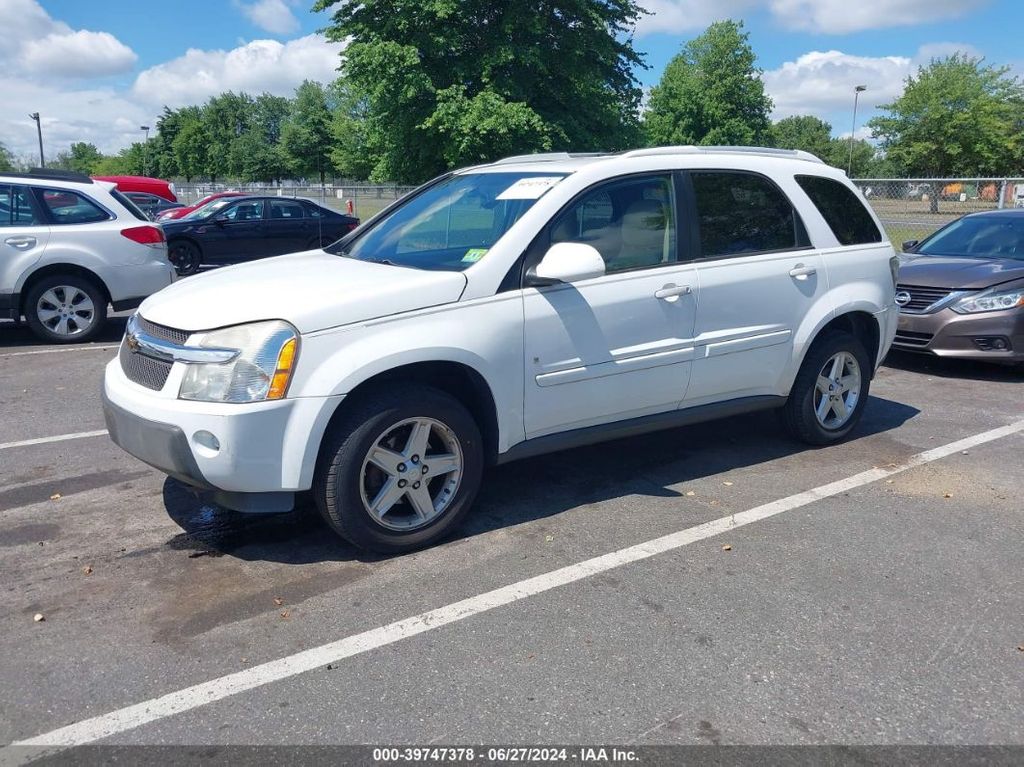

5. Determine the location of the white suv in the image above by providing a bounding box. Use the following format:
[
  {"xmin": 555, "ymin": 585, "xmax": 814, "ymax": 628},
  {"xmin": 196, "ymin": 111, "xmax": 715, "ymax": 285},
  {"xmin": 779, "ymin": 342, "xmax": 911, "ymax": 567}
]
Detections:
[
  {"xmin": 1, "ymin": 170, "xmax": 176, "ymax": 343},
  {"xmin": 103, "ymin": 147, "xmax": 897, "ymax": 552}
]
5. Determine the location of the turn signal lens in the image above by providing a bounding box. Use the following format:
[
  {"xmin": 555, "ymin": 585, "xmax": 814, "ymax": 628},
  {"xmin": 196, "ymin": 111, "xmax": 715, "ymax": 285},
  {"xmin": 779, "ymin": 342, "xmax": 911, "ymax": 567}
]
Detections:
[{"xmin": 267, "ymin": 337, "xmax": 297, "ymax": 400}]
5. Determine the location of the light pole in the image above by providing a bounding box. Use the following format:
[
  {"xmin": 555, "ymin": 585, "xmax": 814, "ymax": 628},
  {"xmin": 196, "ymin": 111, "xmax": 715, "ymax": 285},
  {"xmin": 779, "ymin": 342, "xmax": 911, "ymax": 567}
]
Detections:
[
  {"xmin": 848, "ymin": 85, "xmax": 867, "ymax": 176},
  {"xmin": 29, "ymin": 113, "xmax": 44, "ymax": 167},
  {"xmin": 140, "ymin": 125, "xmax": 150, "ymax": 176}
]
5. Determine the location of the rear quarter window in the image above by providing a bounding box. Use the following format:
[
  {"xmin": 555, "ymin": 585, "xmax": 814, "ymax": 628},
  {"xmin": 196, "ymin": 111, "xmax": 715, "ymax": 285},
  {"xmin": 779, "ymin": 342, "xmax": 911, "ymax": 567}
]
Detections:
[{"xmin": 796, "ymin": 175, "xmax": 883, "ymax": 246}]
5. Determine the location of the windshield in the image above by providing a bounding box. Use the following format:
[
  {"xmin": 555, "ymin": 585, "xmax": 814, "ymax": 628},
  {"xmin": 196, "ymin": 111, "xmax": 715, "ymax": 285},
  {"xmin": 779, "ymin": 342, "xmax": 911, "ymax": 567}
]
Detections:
[
  {"xmin": 181, "ymin": 198, "xmax": 238, "ymax": 221},
  {"xmin": 917, "ymin": 215, "xmax": 1024, "ymax": 260},
  {"xmin": 333, "ymin": 172, "xmax": 567, "ymax": 271}
]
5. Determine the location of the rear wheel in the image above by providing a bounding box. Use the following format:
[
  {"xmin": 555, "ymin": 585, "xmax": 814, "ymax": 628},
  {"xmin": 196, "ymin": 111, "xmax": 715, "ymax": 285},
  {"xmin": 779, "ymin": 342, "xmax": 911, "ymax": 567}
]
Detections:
[
  {"xmin": 24, "ymin": 274, "xmax": 107, "ymax": 344},
  {"xmin": 314, "ymin": 384, "xmax": 483, "ymax": 553},
  {"xmin": 168, "ymin": 240, "xmax": 202, "ymax": 276},
  {"xmin": 782, "ymin": 330, "xmax": 870, "ymax": 445}
]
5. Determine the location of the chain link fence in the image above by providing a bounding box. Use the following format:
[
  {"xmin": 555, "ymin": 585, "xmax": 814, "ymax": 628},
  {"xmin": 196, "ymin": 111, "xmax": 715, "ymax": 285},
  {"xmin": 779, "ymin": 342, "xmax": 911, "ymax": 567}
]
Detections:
[
  {"xmin": 173, "ymin": 183, "xmax": 417, "ymax": 221},
  {"xmin": 173, "ymin": 178, "xmax": 1024, "ymax": 246},
  {"xmin": 853, "ymin": 178, "xmax": 1024, "ymax": 247}
]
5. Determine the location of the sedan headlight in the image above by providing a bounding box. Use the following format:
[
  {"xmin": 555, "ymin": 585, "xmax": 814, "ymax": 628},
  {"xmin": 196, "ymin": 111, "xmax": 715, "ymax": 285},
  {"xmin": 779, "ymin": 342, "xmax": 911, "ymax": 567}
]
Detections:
[
  {"xmin": 951, "ymin": 286, "xmax": 1024, "ymax": 314},
  {"xmin": 179, "ymin": 320, "xmax": 298, "ymax": 403}
]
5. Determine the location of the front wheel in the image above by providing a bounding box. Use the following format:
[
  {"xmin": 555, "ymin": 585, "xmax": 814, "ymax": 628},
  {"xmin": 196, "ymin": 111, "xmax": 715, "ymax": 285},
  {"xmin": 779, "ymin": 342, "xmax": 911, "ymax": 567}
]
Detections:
[
  {"xmin": 168, "ymin": 240, "xmax": 202, "ymax": 276},
  {"xmin": 314, "ymin": 384, "xmax": 484, "ymax": 553},
  {"xmin": 782, "ymin": 330, "xmax": 871, "ymax": 445}
]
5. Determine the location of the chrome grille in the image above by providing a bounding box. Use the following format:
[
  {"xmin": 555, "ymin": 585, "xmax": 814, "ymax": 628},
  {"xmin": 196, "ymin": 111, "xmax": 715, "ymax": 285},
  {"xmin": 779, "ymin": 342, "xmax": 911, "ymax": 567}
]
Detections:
[
  {"xmin": 895, "ymin": 284, "xmax": 953, "ymax": 313},
  {"xmin": 136, "ymin": 316, "xmax": 190, "ymax": 345},
  {"xmin": 119, "ymin": 342, "xmax": 173, "ymax": 390}
]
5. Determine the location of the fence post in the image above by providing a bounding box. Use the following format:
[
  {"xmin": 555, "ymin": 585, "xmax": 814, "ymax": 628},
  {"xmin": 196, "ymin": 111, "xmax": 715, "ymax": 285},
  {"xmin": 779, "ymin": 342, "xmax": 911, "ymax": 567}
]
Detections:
[{"xmin": 998, "ymin": 179, "xmax": 1007, "ymax": 210}]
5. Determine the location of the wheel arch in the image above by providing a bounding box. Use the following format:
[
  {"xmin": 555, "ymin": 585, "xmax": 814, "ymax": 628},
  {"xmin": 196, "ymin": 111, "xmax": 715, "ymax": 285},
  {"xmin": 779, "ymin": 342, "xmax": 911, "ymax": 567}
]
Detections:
[
  {"xmin": 19, "ymin": 263, "xmax": 112, "ymax": 316},
  {"xmin": 316, "ymin": 359, "xmax": 502, "ymax": 471},
  {"xmin": 798, "ymin": 309, "xmax": 881, "ymax": 380}
]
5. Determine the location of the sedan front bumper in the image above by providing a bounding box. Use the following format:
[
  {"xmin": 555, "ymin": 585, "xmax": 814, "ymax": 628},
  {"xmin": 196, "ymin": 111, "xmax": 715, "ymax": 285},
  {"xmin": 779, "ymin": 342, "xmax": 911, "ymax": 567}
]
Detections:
[{"xmin": 893, "ymin": 306, "xmax": 1024, "ymax": 362}]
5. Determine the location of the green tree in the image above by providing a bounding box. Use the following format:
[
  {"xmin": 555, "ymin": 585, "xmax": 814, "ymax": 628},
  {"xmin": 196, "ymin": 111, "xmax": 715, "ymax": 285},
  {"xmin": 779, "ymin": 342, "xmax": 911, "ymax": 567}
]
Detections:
[
  {"xmin": 172, "ymin": 111, "xmax": 209, "ymax": 182},
  {"xmin": 0, "ymin": 142, "xmax": 14, "ymax": 172},
  {"xmin": 203, "ymin": 92, "xmax": 254, "ymax": 182},
  {"xmin": 771, "ymin": 115, "xmax": 833, "ymax": 158},
  {"xmin": 315, "ymin": 0, "xmax": 645, "ymax": 183},
  {"xmin": 868, "ymin": 54, "xmax": 1024, "ymax": 177},
  {"xmin": 153, "ymin": 107, "xmax": 184, "ymax": 178},
  {"xmin": 59, "ymin": 142, "xmax": 103, "ymax": 175},
  {"xmin": 328, "ymin": 79, "xmax": 376, "ymax": 181},
  {"xmin": 280, "ymin": 80, "xmax": 335, "ymax": 184},
  {"xmin": 644, "ymin": 20, "xmax": 772, "ymax": 147}
]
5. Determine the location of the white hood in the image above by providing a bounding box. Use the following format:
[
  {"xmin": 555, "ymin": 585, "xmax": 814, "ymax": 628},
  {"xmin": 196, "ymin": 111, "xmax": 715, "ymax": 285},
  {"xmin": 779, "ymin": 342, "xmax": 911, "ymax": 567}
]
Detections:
[{"xmin": 139, "ymin": 251, "xmax": 467, "ymax": 333}]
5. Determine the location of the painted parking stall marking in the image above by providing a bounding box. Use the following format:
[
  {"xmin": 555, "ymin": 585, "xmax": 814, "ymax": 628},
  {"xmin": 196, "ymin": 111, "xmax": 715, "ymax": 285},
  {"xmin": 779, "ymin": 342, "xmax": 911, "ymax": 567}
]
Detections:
[
  {"xmin": 11, "ymin": 418, "xmax": 1024, "ymax": 749},
  {"xmin": 0, "ymin": 430, "xmax": 108, "ymax": 451}
]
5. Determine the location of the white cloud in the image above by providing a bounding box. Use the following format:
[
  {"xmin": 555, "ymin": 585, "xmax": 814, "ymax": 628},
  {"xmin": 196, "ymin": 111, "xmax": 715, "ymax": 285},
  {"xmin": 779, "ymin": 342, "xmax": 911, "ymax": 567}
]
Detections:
[
  {"xmin": 0, "ymin": 0, "xmax": 136, "ymax": 78},
  {"xmin": 235, "ymin": 0, "xmax": 301, "ymax": 36},
  {"xmin": 22, "ymin": 30, "xmax": 137, "ymax": 78},
  {"xmin": 768, "ymin": 0, "xmax": 989, "ymax": 35},
  {"xmin": 637, "ymin": 0, "xmax": 990, "ymax": 36},
  {"xmin": 635, "ymin": 0, "xmax": 757, "ymax": 35},
  {"xmin": 131, "ymin": 34, "xmax": 343, "ymax": 108}
]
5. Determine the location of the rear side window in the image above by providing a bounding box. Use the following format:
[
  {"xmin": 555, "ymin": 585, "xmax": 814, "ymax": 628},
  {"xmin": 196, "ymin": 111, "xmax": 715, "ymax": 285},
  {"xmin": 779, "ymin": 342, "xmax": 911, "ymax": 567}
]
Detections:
[
  {"xmin": 270, "ymin": 200, "xmax": 305, "ymax": 219},
  {"xmin": 39, "ymin": 189, "xmax": 110, "ymax": 225},
  {"xmin": 796, "ymin": 175, "xmax": 883, "ymax": 245},
  {"xmin": 110, "ymin": 190, "xmax": 149, "ymax": 221},
  {"xmin": 0, "ymin": 185, "xmax": 42, "ymax": 227},
  {"xmin": 691, "ymin": 172, "xmax": 809, "ymax": 258}
]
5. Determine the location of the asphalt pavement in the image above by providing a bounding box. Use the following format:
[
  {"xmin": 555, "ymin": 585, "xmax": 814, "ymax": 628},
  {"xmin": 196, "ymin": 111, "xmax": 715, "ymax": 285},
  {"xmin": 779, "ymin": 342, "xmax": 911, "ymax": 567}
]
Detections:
[{"xmin": 1, "ymin": 319, "xmax": 1022, "ymax": 756}]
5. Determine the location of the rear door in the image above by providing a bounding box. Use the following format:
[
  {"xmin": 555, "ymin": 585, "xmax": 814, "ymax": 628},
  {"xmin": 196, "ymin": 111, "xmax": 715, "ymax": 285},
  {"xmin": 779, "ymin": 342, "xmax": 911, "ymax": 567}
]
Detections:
[
  {"xmin": 682, "ymin": 170, "xmax": 826, "ymax": 405},
  {"xmin": 1, "ymin": 184, "xmax": 49, "ymax": 305},
  {"xmin": 266, "ymin": 199, "xmax": 311, "ymax": 254}
]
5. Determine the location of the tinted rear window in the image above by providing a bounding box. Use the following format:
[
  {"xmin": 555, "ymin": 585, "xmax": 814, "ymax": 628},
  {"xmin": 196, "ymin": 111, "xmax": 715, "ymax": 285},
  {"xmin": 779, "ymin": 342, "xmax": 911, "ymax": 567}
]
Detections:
[
  {"xmin": 111, "ymin": 189, "xmax": 149, "ymax": 221},
  {"xmin": 796, "ymin": 175, "xmax": 882, "ymax": 246},
  {"xmin": 691, "ymin": 171, "xmax": 810, "ymax": 258},
  {"xmin": 39, "ymin": 189, "xmax": 110, "ymax": 225}
]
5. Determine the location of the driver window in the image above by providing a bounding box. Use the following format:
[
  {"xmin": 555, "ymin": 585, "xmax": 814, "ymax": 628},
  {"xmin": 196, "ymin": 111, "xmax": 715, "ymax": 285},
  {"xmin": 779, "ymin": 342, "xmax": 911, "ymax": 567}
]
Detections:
[
  {"xmin": 223, "ymin": 200, "xmax": 264, "ymax": 222},
  {"xmin": 550, "ymin": 175, "xmax": 677, "ymax": 273}
]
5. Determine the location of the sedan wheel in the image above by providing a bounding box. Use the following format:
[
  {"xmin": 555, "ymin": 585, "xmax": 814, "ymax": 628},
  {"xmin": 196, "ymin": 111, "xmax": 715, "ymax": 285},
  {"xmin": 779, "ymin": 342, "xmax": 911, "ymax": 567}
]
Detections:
[{"xmin": 36, "ymin": 285, "xmax": 96, "ymax": 338}]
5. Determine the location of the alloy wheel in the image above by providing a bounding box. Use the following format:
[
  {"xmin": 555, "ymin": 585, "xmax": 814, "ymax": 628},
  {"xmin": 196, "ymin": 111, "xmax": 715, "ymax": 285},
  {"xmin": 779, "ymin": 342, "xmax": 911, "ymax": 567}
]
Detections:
[
  {"xmin": 359, "ymin": 417, "xmax": 464, "ymax": 531},
  {"xmin": 813, "ymin": 351, "xmax": 861, "ymax": 429},
  {"xmin": 36, "ymin": 285, "xmax": 95, "ymax": 337}
]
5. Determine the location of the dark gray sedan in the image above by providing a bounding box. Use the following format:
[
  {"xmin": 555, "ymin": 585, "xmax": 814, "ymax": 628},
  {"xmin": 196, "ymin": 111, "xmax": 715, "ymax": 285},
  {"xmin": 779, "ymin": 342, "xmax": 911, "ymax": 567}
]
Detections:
[{"xmin": 894, "ymin": 210, "xmax": 1024, "ymax": 364}]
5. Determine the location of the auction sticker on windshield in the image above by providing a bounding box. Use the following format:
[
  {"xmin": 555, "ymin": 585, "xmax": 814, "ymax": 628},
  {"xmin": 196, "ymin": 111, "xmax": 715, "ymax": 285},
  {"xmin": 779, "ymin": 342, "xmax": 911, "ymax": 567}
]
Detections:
[{"xmin": 496, "ymin": 176, "xmax": 563, "ymax": 200}]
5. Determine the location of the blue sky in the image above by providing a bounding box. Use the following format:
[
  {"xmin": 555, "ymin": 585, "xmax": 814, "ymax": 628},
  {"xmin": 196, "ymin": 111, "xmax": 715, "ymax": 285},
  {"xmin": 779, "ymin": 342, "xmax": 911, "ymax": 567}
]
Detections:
[{"xmin": 2, "ymin": 0, "xmax": 1021, "ymax": 159}]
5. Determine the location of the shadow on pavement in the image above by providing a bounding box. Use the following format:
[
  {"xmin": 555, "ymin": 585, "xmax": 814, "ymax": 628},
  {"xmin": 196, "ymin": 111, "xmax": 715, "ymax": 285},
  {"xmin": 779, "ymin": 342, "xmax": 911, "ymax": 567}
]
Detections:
[
  {"xmin": 0, "ymin": 315, "xmax": 129, "ymax": 349},
  {"xmin": 883, "ymin": 350, "xmax": 1022, "ymax": 382},
  {"xmin": 163, "ymin": 394, "xmax": 920, "ymax": 565}
]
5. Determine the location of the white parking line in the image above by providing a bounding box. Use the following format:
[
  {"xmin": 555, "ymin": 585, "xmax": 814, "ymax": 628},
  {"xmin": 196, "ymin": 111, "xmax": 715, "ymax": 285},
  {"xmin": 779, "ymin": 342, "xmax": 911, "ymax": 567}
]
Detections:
[
  {"xmin": 0, "ymin": 345, "xmax": 118, "ymax": 358},
  {"xmin": 11, "ymin": 418, "xmax": 1024, "ymax": 748},
  {"xmin": 0, "ymin": 430, "xmax": 108, "ymax": 451}
]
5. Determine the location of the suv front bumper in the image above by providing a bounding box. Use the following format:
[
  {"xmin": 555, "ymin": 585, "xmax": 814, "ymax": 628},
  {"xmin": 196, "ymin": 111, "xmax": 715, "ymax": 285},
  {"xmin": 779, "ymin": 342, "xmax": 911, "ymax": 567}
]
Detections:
[{"xmin": 102, "ymin": 358, "xmax": 343, "ymax": 512}]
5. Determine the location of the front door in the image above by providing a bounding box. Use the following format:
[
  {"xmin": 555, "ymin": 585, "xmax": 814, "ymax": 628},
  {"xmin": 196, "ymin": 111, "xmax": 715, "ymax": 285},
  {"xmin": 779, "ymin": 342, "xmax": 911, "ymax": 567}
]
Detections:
[
  {"xmin": 205, "ymin": 199, "xmax": 268, "ymax": 262},
  {"xmin": 1, "ymin": 184, "xmax": 49, "ymax": 302},
  {"xmin": 523, "ymin": 173, "xmax": 698, "ymax": 439},
  {"xmin": 682, "ymin": 170, "xmax": 827, "ymax": 405}
]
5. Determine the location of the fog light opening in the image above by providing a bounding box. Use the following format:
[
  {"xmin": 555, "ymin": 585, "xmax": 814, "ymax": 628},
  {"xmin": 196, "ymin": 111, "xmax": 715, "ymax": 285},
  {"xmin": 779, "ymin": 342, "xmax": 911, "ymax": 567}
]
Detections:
[
  {"xmin": 972, "ymin": 336, "xmax": 1011, "ymax": 352},
  {"xmin": 193, "ymin": 430, "xmax": 221, "ymax": 455}
]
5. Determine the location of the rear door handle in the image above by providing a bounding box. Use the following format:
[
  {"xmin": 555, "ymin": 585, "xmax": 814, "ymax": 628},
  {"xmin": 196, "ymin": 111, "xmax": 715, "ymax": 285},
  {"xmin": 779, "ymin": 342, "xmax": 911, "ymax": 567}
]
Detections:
[
  {"xmin": 655, "ymin": 284, "xmax": 692, "ymax": 300},
  {"xmin": 4, "ymin": 236, "xmax": 36, "ymax": 250},
  {"xmin": 789, "ymin": 264, "xmax": 817, "ymax": 280}
]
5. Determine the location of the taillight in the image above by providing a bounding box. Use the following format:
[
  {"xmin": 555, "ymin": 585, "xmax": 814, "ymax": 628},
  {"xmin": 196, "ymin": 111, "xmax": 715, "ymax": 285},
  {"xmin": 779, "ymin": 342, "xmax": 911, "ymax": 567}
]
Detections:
[
  {"xmin": 346, "ymin": 221, "xmax": 359, "ymax": 233},
  {"xmin": 121, "ymin": 225, "xmax": 165, "ymax": 247}
]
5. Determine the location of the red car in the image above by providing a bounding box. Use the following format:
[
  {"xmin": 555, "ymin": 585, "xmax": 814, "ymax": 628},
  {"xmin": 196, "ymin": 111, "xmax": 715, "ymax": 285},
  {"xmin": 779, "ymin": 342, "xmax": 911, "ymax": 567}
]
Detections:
[
  {"xmin": 92, "ymin": 175, "xmax": 177, "ymax": 202},
  {"xmin": 155, "ymin": 191, "xmax": 246, "ymax": 221}
]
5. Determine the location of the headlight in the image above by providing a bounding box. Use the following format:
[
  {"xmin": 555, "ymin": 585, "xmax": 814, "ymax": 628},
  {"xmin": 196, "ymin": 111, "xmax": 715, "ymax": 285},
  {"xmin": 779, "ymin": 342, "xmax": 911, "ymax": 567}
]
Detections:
[
  {"xmin": 951, "ymin": 286, "xmax": 1024, "ymax": 314},
  {"xmin": 179, "ymin": 320, "xmax": 298, "ymax": 403}
]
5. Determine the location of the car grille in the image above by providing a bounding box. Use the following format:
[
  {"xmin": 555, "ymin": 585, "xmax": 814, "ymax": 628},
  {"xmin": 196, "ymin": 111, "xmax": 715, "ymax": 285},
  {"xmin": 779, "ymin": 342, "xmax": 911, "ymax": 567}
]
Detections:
[
  {"xmin": 119, "ymin": 315, "xmax": 191, "ymax": 391},
  {"xmin": 895, "ymin": 284, "xmax": 953, "ymax": 313},
  {"xmin": 893, "ymin": 330, "xmax": 934, "ymax": 348}
]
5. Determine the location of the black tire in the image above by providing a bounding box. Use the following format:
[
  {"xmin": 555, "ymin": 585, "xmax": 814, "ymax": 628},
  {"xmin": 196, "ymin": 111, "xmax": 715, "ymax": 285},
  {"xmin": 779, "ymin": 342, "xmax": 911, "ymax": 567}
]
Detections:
[
  {"xmin": 168, "ymin": 239, "xmax": 202, "ymax": 276},
  {"xmin": 24, "ymin": 274, "xmax": 107, "ymax": 344},
  {"xmin": 314, "ymin": 384, "xmax": 484, "ymax": 553},
  {"xmin": 782, "ymin": 330, "xmax": 871, "ymax": 446}
]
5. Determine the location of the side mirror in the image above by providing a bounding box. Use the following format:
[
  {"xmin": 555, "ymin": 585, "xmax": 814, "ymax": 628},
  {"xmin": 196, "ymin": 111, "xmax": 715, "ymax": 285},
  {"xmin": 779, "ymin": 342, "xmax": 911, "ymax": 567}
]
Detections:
[
  {"xmin": 530, "ymin": 242, "xmax": 605, "ymax": 285},
  {"xmin": 901, "ymin": 239, "xmax": 919, "ymax": 253},
  {"xmin": 213, "ymin": 214, "xmax": 228, "ymax": 225}
]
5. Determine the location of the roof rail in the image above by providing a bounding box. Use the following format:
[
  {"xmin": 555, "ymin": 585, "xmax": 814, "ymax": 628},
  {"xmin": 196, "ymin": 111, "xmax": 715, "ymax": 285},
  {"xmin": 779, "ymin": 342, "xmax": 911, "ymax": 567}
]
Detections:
[
  {"xmin": 491, "ymin": 152, "xmax": 612, "ymax": 165},
  {"xmin": 1, "ymin": 168, "xmax": 94, "ymax": 183},
  {"xmin": 621, "ymin": 146, "xmax": 825, "ymax": 164}
]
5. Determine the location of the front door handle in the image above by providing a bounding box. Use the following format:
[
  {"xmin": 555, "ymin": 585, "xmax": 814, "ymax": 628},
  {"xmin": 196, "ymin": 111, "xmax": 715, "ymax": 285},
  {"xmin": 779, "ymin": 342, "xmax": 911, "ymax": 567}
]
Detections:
[
  {"xmin": 789, "ymin": 264, "xmax": 817, "ymax": 280},
  {"xmin": 655, "ymin": 284, "xmax": 692, "ymax": 300},
  {"xmin": 4, "ymin": 236, "xmax": 36, "ymax": 250}
]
